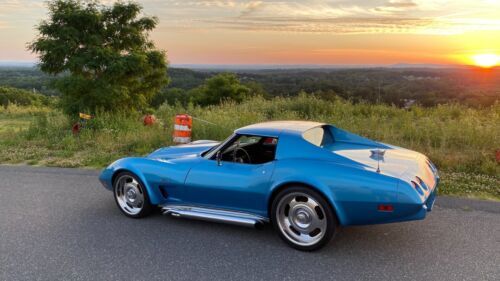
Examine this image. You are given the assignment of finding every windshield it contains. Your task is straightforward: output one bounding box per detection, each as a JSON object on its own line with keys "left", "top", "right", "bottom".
{"left": 202, "top": 134, "right": 235, "bottom": 159}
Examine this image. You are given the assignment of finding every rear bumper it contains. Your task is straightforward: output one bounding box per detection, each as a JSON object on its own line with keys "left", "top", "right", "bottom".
{"left": 339, "top": 159, "right": 440, "bottom": 226}
{"left": 408, "top": 158, "right": 440, "bottom": 216}
{"left": 403, "top": 177, "right": 439, "bottom": 221}
{"left": 379, "top": 176, "right": 439, "bottom": 224}
{"left": 424, "top": 184, "right": 438, "bottom": 212}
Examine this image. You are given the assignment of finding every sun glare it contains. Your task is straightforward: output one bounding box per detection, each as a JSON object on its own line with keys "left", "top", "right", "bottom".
{"left": 471, "top": 53, "right": 499, "bottom": 68}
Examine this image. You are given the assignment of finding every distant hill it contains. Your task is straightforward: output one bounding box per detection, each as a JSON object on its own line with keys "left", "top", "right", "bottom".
{"left": 171, "top": 63, "right": 468, "bottom": 70}
{"left": 0, "top": 61, "right": 36, "bottom": 68}
{"left": 0, "top": 64, "right": 498, "bottom": 106}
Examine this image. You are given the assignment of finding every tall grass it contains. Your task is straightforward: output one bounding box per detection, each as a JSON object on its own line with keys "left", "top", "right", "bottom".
{"left": 158, "top": 95, "right": 499, "bottom": 176}
{"left": 1, "top": 95, "right": 498, "bottom": 199}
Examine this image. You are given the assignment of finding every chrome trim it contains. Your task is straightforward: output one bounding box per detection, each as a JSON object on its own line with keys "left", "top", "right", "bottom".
{"left": 161, "top": 204, "right": 269, "bottom": 228}
{"left": 114, "top": 175, "right": 145, "bottom": 215}
{"left": 188, "top": 140, "right": 219, "bottom": 145}
{"left": 275, "top": 192, "right": 327, "bottom": 247}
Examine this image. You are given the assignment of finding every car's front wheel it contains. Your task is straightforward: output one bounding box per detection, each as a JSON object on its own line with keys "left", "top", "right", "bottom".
{"left": 271, "top": 186, "right": 337, "bottom": 251}
{"left": 113, "top": 172, "right": 153, "bottom": 218}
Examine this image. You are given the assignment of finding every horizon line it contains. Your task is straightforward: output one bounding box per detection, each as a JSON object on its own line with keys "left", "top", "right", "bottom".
{"left": 0, "top": 61, "right": 480, "bottom": 70}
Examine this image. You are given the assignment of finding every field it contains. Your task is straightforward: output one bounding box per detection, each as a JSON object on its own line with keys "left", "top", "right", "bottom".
{"left": 0, "top": 95, "right": 499, "bottom": 200}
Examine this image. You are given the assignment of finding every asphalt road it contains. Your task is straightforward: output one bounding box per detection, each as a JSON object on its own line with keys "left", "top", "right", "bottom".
{"left": 1, "top": 165, "right": 499, "bottom": 281}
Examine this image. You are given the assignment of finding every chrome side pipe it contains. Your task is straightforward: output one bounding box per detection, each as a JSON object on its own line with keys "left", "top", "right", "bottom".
{"left": 161, "top": 205, "right": 268, "bottom": 228}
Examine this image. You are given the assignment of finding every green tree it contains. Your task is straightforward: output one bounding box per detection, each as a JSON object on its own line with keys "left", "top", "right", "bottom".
{"left": 151, "top": 87, "right": 189, "bottom": 107}
{"left": 28, "top": 0, "right": 169, "bottom": 115}
{"left": 244, "top": 80, "right": 269, "bottom": 99}
{"left": 193, "top": 73, "right": 251, "bottom": 105}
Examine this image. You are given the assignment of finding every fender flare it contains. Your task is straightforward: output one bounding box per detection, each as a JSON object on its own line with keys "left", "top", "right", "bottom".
{"left": 267, "top": 177, "right": 347, "bottom": 225}
{"left": 108, "top": 158, "right": 165, "bottom": 205}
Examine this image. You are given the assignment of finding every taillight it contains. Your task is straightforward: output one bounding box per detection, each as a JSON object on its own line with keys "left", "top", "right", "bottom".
{"left": 377, "top": 204, "right": 394, "bottom": 212}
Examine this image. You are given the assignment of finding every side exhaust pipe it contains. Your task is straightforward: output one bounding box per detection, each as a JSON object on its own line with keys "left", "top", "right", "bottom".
{"left": 162, "top": 205, "right": 268, "bottom": 228}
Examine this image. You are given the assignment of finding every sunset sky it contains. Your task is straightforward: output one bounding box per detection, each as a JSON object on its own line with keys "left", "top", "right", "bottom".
{"left": 0, "top": 0, "right": 499, "bottom": 66}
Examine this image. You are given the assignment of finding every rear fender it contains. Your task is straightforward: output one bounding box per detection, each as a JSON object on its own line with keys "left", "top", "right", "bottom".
{"left": 268, "top": 176, "right": 347, "bottom": 225}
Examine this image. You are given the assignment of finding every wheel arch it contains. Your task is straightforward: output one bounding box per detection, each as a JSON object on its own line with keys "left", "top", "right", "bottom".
{"left": 109, "top": 166, "right": 164, "bottom": 205}
{"left": 267, "top": 181, "right": 343, "bottom": 225}
{"left": 111, "top": 168, "right": 130, "bottom": 186}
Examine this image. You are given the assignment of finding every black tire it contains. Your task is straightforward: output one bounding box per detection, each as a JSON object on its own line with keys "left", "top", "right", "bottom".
{"left": 113, "top": 171, "right": 153, "bottom": 218}
{"left": 271, "top": 186, "right": 337, "bottom": 251}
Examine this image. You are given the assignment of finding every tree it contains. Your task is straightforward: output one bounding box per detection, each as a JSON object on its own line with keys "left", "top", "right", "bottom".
{"left": 244, "top": 80, "right": 269, "bottom": 99}
{"left": 28, "top": 0, "right": 169, "bottom": 115}
{"left": 151, "top": 87, "right": 189, "bottom": 107}
{"left": 192, "top": 73, "right": 252, "bottom": 106}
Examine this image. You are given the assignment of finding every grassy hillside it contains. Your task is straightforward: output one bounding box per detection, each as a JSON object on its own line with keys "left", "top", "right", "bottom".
{"left": 0, "top": 86, "right": 52, "bottom": 107}
{"left": 0, "top": 95, "right": 499, "bottom": 200}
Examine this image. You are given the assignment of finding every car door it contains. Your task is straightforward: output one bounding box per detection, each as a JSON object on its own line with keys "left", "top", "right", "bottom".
{"left": 183, "top": 135, "right": 277, "bottom": 215}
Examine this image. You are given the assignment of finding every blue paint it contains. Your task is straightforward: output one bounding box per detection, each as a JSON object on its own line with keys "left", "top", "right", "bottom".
{"left": 99, "top": 121, "right": 439, "bottom": 226}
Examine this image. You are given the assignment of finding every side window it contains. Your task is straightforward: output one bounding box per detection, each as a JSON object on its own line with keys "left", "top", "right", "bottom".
{"left": 219, "top": 135, "right": 278, "bottom": 164}
{"left": 238, "top": 135, "right": 260, "bottom": 145}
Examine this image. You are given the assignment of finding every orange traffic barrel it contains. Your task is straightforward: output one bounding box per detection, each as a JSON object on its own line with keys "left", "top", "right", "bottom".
{"left": 173, "top": 114, "right": 192, "bottom": 144}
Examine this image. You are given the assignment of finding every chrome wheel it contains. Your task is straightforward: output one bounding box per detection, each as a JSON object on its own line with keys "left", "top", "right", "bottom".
{"left": 114, "top": 175, "right": 145, "bottom": 216}
{"left": 276, "top": 192, "right": 327, "bottom": 247}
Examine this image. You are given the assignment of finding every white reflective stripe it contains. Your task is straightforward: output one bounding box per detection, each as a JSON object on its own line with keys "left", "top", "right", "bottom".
{"left": 174, "top": 124, "right": 191, "bottom": 131}
{"left": 173, "top": 137, "right": 191, "bottom": 143}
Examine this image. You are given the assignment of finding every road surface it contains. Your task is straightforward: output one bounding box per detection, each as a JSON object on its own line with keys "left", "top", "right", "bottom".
{"left": 0, "top": 165, "right": 499, "bottom": 281}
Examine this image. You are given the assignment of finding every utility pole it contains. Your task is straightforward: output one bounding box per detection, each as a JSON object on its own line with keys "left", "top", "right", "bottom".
{"left": 377, "top": 80, "right": 382, "bottom": 104}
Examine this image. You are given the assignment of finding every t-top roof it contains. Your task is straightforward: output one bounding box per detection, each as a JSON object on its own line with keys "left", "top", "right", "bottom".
{"left": 235, "top": 121, "right": 324, "bottom": 136}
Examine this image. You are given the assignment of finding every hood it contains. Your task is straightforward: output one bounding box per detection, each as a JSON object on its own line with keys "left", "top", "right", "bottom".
{"left": 148, "top": 140, "right": 219, "bottom": 160}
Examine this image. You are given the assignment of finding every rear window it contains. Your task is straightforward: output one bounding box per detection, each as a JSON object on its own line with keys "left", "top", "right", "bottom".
{"left": 302, "top": 126, "right": 334, "bottom": 147}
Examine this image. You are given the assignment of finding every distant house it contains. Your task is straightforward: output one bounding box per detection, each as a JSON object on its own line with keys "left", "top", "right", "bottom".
{"left": 403, "top": 75, "right": 441, "bottom": 81}
{"left": 403, "top": 99, "right": 416, "bottom": 109}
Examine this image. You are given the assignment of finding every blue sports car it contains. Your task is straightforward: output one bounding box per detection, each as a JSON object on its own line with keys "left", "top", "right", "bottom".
{"left": 99, "top": 121, "right": 439, "bottom": 251}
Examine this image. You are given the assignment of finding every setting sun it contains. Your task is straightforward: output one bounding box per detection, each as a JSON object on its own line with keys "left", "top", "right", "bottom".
{"left": 472, "top": 54, "right": 500, "bottom": 68}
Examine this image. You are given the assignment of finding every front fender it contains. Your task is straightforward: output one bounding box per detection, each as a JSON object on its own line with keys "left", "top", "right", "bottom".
{"left": 99, "top": 157, "right": 196, "bottom": 205}
{"left": 99, "top": 157, "right": 166, "bottom": 205}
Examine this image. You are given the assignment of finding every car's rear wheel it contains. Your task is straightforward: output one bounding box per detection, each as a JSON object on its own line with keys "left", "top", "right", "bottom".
{"left": 271, "top": 186, "right": 337, "bottom": 251}
{"left": 113, "top": 172, "right": 152, "bottom": 218}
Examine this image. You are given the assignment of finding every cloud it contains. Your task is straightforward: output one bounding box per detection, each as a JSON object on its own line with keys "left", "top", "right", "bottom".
{"left": 198, "top": 16, "right": 437, "bottom": 34}
{"left": 161, "top": 0, "right": 500, "bottom": 35}
{"left": 0, "top": 0, "right": 43, "bottom": 12}
{"left": 1, "top": 0, "right": 499, "bottom": 36}
{"left": 373, "top": 0, "right": 418, "bottom": 14}
{"left": 240, "top": 1, "right": 263, "bottom": 17}
{"left": 0, "top": 21, "right": 9, "bottom": 29}
{"left": 197, "top": 15, "right": 500, "bottom": 35}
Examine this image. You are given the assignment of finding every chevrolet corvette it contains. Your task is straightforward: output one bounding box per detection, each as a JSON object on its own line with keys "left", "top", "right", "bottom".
{"left": 99, "top": 121, "right": 439, "bottom": 251}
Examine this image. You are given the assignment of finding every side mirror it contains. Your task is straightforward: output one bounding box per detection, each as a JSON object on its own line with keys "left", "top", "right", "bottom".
{"left": 216, "top": 151, "right": 222, "bottom": 166}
